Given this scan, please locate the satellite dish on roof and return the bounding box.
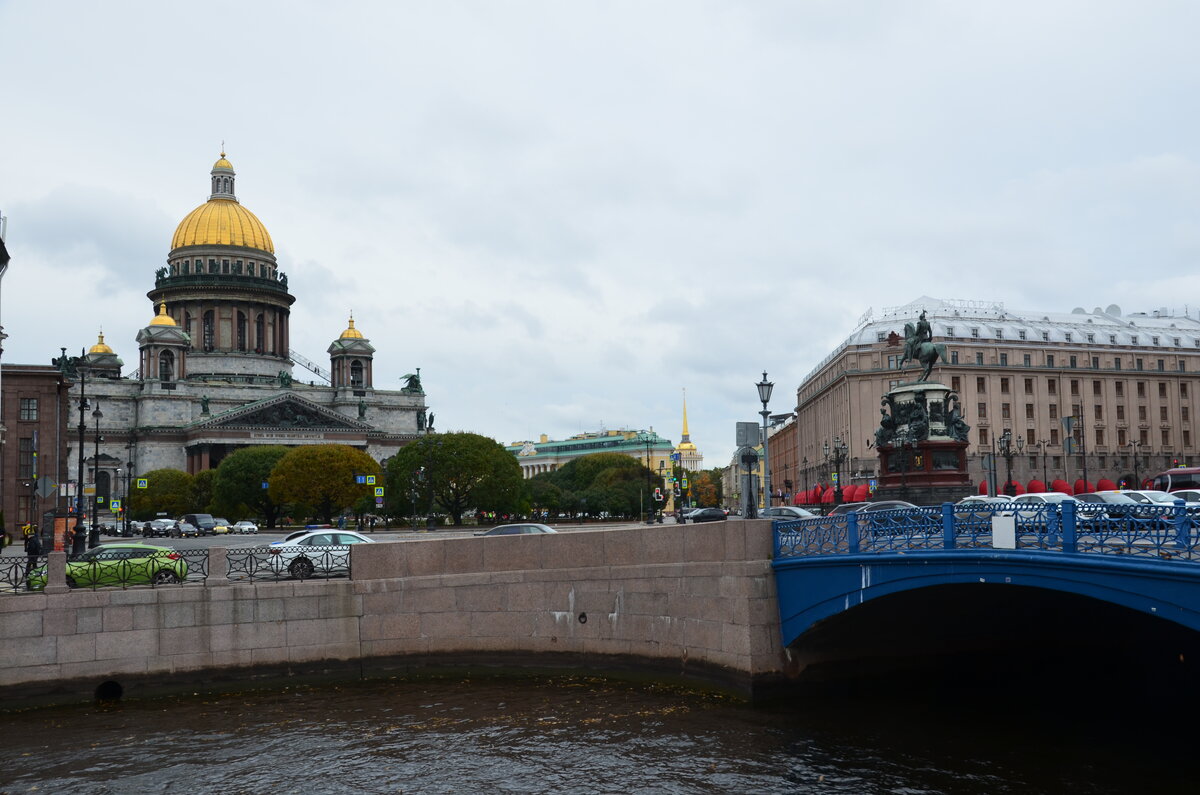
[1107,304,1122,316]
[1072,307,1085,314]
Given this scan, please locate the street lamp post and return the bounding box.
[824,437,848,503]
[801,456,808,502]
[1036,439,1050,486]
[124,438,136,536]
[757,372,773,511]
[998,429,1024,496]
[52,348,93,555]
[1129,440,1143,488]
[90,404,102,548]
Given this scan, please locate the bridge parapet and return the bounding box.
[775,501,1198,563]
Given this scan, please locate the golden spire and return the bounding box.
[149,301,178,327]
[677,387,697,452]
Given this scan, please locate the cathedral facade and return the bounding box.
[57,153,427,508]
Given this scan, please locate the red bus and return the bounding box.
[1150,467,1200,492]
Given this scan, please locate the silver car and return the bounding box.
[267,530,373,579]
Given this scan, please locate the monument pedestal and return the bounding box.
[871,380,972,505]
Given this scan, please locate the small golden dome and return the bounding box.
[340,315,364,339]
[149,302,177,327]
[213,151,233,170]
[89,331,114,354]
[676,441,698,452]
[171,199,274,254]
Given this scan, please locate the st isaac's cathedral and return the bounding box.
[61,152,426,502]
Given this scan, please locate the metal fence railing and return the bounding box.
[226,544,352,582]
[774,501,1200,563]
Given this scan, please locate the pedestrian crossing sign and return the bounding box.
[136,478,148,489]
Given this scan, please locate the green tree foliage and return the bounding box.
[212,446,289,528]
[269,445,379,524]
[127,468,193,520]
[687,469,723,507]
[531,453,664,518]
[384,432,525,525]
[190,469,216,513]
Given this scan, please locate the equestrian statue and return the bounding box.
[900,310,946,382]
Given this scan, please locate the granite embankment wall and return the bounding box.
[0,521,794,706]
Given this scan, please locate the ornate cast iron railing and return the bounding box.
[775,500,1199,562]
[0,554,45,594]
[226,544,352,582]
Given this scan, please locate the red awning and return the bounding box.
[1096,478,1117,491]
[978,480,990,494]
[1073,479,1094,495]
[1051,479,1073,495]
[1026,479,1045,493]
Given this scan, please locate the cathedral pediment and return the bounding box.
[193,394,370,432]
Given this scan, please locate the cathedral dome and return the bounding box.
[170,152,275,254]
[149,302,177,327]
[339,316,365,340]
[89,331,113,354]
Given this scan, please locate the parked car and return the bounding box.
[1012,492,1083,526]
[143,518,175,538]
[267,530,374,579]
[27,543,188,590]
[953,495,1014,522]
[211,518,232,534]
[764,506,818,520]
[1169,489,1200,503]
[182,513,217,536]
[1075,491,1142,518]
[828,500,919,516]
[689,507,727,523]
[232,520,259,534]
[474,523,558,537]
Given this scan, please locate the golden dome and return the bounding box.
[89,331,113,354]
[213,152,233,170]
[171,198,274,254]
[340,315,364,339]
[149,302,177,327]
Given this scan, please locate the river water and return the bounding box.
[0,672,1190,794]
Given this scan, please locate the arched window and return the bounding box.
[203,310,215,351]
[255,313,265,353]
[350,360,364,388]
[159,350,175,381]
[236,312,247,351]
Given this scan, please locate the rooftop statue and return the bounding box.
[900,310,947,382]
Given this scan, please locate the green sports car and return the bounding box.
[27,543,189,590]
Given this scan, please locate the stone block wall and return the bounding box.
[0,520,790,706]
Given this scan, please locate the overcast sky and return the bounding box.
[3,1,1200,467]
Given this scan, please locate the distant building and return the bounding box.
[674,390,704,472]
[507,429,675,479]
[773,296,1200,498]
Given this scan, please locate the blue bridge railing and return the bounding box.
[774,501,1198,562]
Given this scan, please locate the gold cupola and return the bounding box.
[340,314,365,340]
[88,330,114,354]
[149,302,177,327]
[170,151,275,254]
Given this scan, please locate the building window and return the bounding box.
[1095,405,1103,420]
[1023,354,1031,367]
[1175,338,1182,347]
[19,398,38,421]
[1047,354,1055,367]
[996,329,1003,340]
[1152,336,1159,345]
[1140,429,1149,445]
[203,310,215,351]
[1042,331,1050,341]
[1024,378,1034,394]
[1136,358,1144,370]
[946,326,954,337]
[976,376,986,392]
[951,376,961,391]
[1066,332,1073,342]
[1163,429,1171,446]
[1096,429,1104,446]
[1117,405,1125,420]
[971,327,979,338]
[255,313,265,353]
[1050,404,1059,419]
[1072,403,1081,418]
[350,360,365,388]
[977,402,987,418]
[1158,359,1165,371]
[1183,383,1189,398]
[1137,381,1146,398]
[1087,333,1095,343]
[877,332,886,342]
[1115,359,1122,370]
[1050,429,1059,445]
[1159,382,1167,398]
[976,352,984,365]
[1110,335,1118,344]
[1092,380,1101,396]
[1116,381,1124,397]
[1070,380,1079,396]
[979,428,989,445]
[1001,403,1011,419]
[159,350,175,381]
[1000,377,1010,393]
[18,437,34,478]
[1069,355,1077,368]
[1025,403,1034,419]
[1048,380,1057,395]
[236,312,247,352]
[1018,330,1027,340]
[1092,356,1099,368]
[1160,406,1169,422]
[1186,430,1192,447]
[951,350,959,364]
[1184,406,1190,421]
[1132,336,1139,345]
[1138,405,1147,422]
[1180,361,1187,372]
[999,353,1008,366]
[1118,429,1127,446]
[887,354,901,369]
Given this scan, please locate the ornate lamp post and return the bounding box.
[1036,438,1051,486]
[998,429,1023,496]
[1129,439,1143,488]
[53,347,92,555]
[824,437,848,503]
[757,372,773,510]
[124,438,136,536]
[90,403,103,548]
[801,456,809,502]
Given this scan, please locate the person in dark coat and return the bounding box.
[24,525,43,587]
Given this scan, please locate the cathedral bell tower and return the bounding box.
[328,315,375,393]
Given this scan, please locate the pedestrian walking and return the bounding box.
[24,524,43,587]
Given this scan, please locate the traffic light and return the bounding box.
[653,487,663,501]
[1174,458,1180,467]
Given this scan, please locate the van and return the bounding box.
[181,513,217,536]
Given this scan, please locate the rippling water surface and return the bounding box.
[0,675,1190,794]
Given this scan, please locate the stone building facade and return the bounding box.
[772,296,1200,499]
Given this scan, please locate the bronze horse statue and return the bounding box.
[900,321,946,382]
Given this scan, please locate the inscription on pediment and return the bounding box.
[212,398,361,430]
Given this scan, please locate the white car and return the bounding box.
[267,530,373,578]
[232,520,259,534]
[954,495,1014,521]
[763,506,817,520]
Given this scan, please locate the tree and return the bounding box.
[687,469,722,507]
[385,432,525,525]
[533,453,664,519]
[127,468,193,520]
[191,469,216,513]
[268,445,379,524]
[212,445,289,528]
